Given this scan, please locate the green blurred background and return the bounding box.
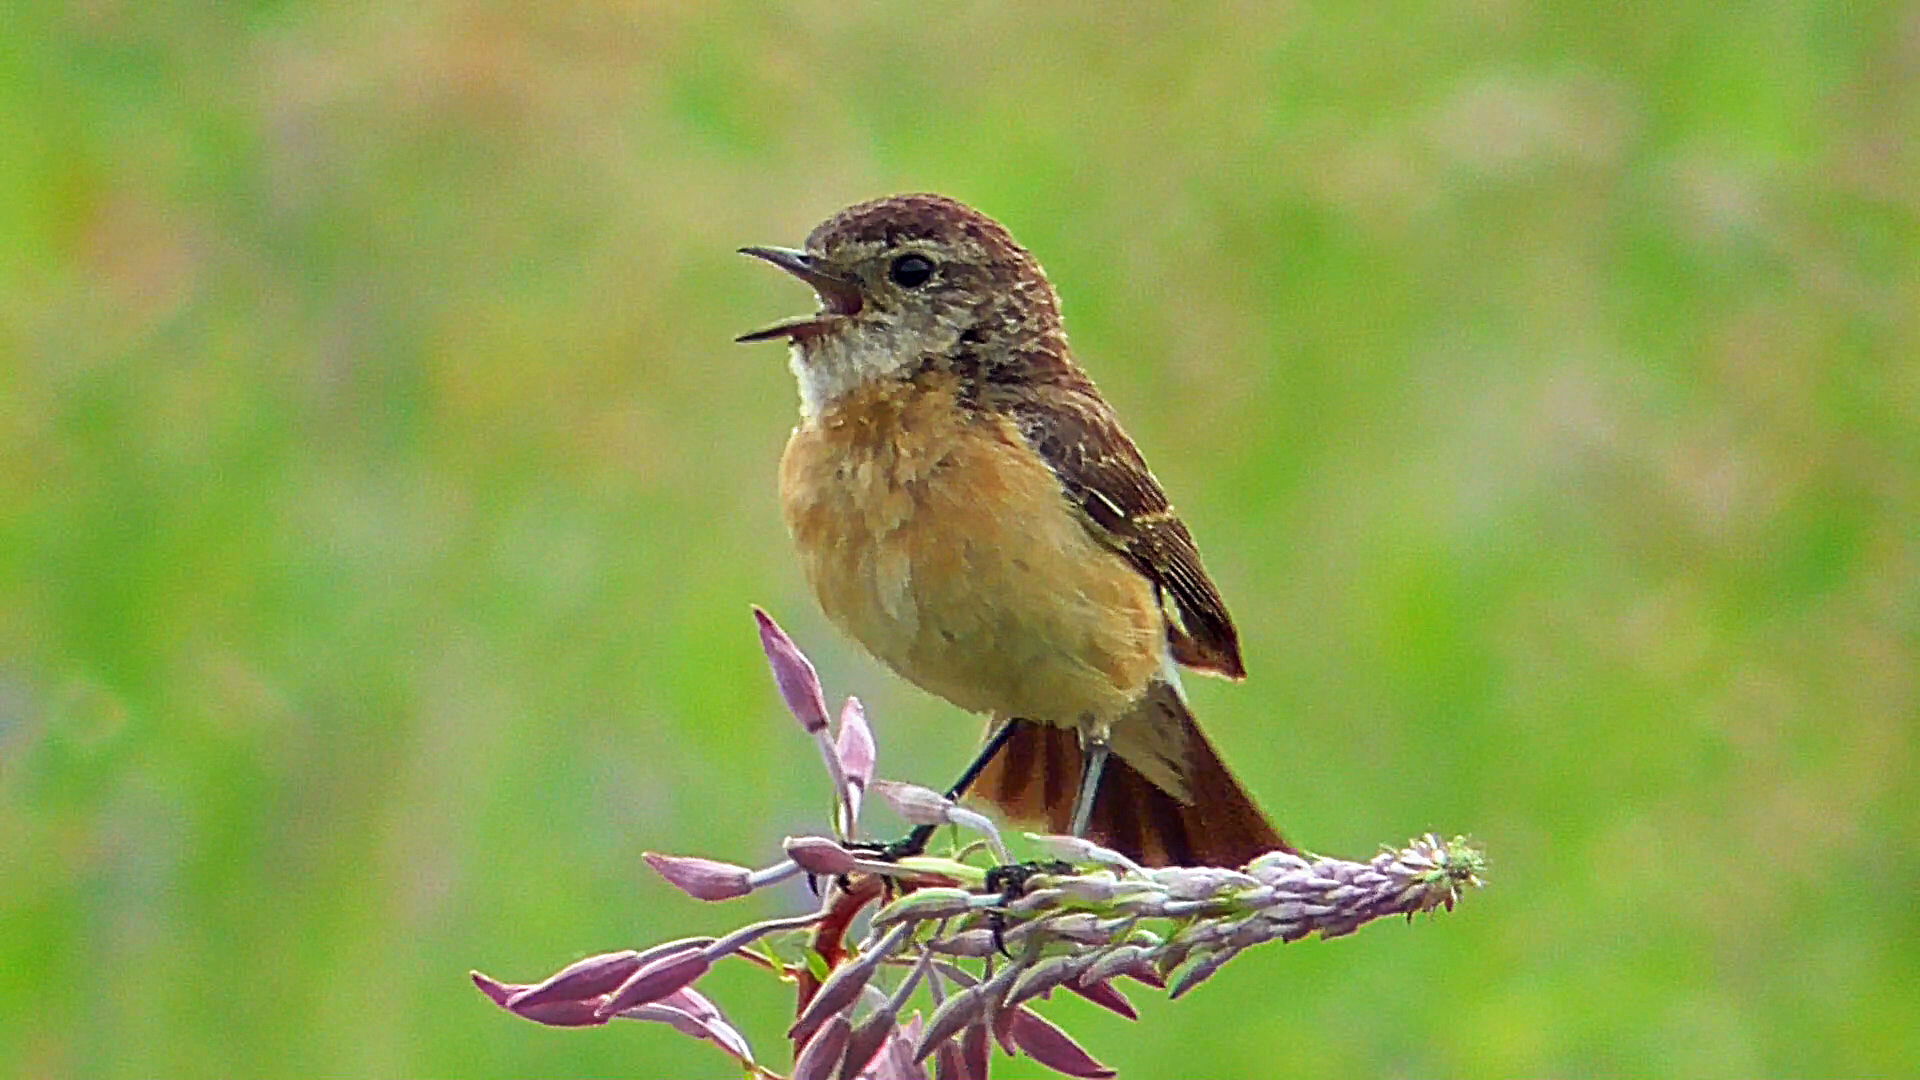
[4,1,1916,1076]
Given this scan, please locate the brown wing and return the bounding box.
[1006,382,1246,679]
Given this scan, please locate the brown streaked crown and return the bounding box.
[805,193,1038,271]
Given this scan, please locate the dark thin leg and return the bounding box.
[1068,738,1111,838]
[886,718,1022,859]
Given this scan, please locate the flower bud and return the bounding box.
[784,835,858,877]
[871,780,955,826]
[792,1013,852,1080]
[871,887,979,928]
[835,697,875,789]
[596,947,711,1017]
[754,607,831,734]
[644,852,754,901]
[506,950,643,1011]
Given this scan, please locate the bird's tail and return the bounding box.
[970,686,1291,867]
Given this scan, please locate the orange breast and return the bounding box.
[779,374,1163,729]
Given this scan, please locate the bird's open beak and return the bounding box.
[735,246,864,343]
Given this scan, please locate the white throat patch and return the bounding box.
[788,318,946,420]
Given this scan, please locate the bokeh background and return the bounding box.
[5,1,1917,1076]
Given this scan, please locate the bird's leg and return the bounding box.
[1069,733,1111,839]
[878,718,1021,861]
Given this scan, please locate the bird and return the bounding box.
[737,193,1290,867]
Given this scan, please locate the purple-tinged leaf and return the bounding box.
[644,852,754,901]
[1005,1008,1115,1078]
[1125,963,1168,990]
[1078,944,1152,987]
[755,608,831,734]
[1064,977,1137,1021]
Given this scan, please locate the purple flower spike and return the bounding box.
[754,607,832,734]
[1005,1008,1115,1078]
[644,852,754,901]
[596,947,712,1018]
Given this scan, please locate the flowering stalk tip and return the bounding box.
[476,612,1483,1078]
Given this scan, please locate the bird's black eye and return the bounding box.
[889,254,935,288]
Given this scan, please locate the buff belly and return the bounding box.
[780,377,1164,734]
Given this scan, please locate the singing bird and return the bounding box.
[738,194,1290,867]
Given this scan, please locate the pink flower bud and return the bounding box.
[644,852,754,901]
[871,780,954,826]
[471,971,611,1028]
[784,835,858,877]
[754,608,831,734]
[596,947,712,1018]
[506,950,643,1011]
[835,697,876,789]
